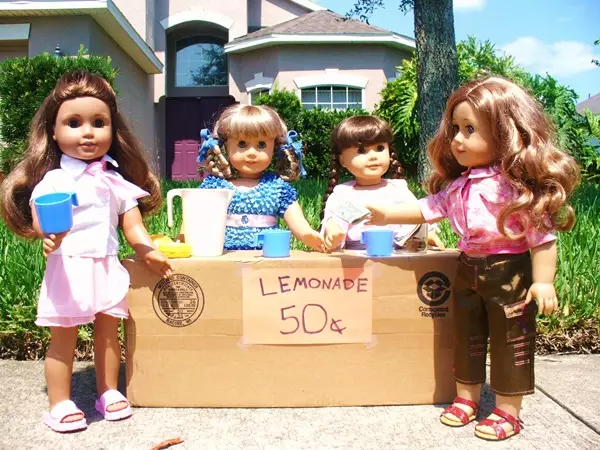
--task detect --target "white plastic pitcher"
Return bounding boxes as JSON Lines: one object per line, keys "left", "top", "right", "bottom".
{"left": 167, "top": 188, "right": 233, "bottom": 256}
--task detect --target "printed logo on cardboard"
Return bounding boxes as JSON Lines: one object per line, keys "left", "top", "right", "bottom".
{"left": 417, "top": 271, "right": 451, "bottom": 318}
{"left": 152, "top": 274, "right": 205, "bottom": 327}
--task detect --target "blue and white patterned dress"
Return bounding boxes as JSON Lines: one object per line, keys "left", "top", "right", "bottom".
{"left": 199, "top": 173, "right": 297, "bottom": 250}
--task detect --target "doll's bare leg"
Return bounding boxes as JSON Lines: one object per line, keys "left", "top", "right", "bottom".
{"left": 46, "top": 326, "right": 82, "bottom": 422}
{"left": 476, "top": 394, "right": 522, "bottom": 436}
{"left": 441, "top": 381, "right": 482, "bottom": 422}
{"left": 94, "top": 313, "right": 127, "bottom": 412}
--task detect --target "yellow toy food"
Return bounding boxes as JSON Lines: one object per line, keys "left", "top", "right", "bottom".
{"left": 151, "top": 234, "right": 192, "bottom": 258}
{"left": 151, "top": 234, "right": 173, "bottom": 246}
{"left": 158, "top": 242, "right": 192, "bottom": 258}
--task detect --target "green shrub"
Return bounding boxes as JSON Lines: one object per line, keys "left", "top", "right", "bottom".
{"left": 300, "top": 107, "right": 367, "bottom": 179}
{"left": 0, "top": 47, "right": 118, "bottom": 174}
{"left": 375, "top": 58, "right": 420, "bottom": 172}
{"left": 255, "top": 87, "right": 368, "bottom": 179}
{"left": 254, "top": 86, "right": 304, "bottom": 132}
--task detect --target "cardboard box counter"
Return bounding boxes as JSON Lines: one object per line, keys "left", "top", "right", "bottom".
{"left": 123, "top": 250, "right": 459, "bottom": 408}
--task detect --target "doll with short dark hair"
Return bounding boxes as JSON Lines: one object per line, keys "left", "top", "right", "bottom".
{"left": 321, "top": 115, "right": 443, "bottom": 252}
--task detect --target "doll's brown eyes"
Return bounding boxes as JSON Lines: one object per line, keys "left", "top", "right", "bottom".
{"left": 358, "top": 145, "right": 385, "bottom": 154}
{"left": 67, "top": 119, "right": 105, "bottom": 128}
{"left": 238, "top": 141, "right": 267, "bottom": 149}
{"left": 452, "top": 125, "right": 475, "bottom": 134}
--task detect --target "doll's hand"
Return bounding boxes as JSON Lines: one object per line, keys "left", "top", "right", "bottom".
{"left": 143, "top": 250, "right": 174, "bottom": 279}
{"left": 364, "top": 204, "right": 390, "bottom": 226}
{"left": 526, "top": 282, "right": 558, "bottom": 315}
{"left": 302, "top": 229, "right": 327, "bottom": 253}
{"left": 324, "top": 221, "right": 345, "bottom": 251}
{"left": 42, "top": 232, "right": 69, "bottom": 257}
{"left": 427, "top": 231, "right": 445, "bottom": 249}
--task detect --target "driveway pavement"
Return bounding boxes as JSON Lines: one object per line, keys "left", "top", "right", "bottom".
{"left": 1, "top": 355, "right": 599, "bottom": 449}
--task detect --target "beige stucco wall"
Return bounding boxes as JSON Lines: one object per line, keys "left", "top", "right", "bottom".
{"left": 113, "top": 0, "right": 147, "bottom": 43}
{"left": 248, "top": 0, "right": 310, "bottom": 28}
{"left": 0, "top": 15, "right": 158, "bottom": 171}
{"left": 0, "top": 15, "right": 91, "bottom": 56}
{"left": 0, "top": 43, "right": 27, "bottom": 60}
{"left": 88, "top": 20, "right": 158, "bottom": 172}
{"left": 229, "top": 44, "right": 411, "bottom": 110}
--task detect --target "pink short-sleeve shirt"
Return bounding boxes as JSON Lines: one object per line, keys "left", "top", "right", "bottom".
{"left": 418, "top": 165, "right": 556, "bottom": 254}
{"left": 30, "top": 154, "right": 149, "bottom": 257}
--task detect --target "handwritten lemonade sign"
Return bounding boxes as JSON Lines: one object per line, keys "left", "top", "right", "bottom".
{"left": 242, "top": 267, "right": 373, "bottom": 344}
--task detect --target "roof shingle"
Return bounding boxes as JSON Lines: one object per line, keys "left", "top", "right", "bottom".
{"left": 231, "top": 10, "right": 411, "bottom": 44}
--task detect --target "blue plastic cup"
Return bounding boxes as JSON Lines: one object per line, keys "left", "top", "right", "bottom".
{"left": 34, "top": 192, "right": 78, "bottom": 234}
{"left": 361, "top": 229, "right": 394, "bottom": 257}
{"left": 255, "top": 229, "right": 291, "bottom": 258}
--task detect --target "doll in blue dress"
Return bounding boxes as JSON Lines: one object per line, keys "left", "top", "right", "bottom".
{"left": 196, "top": 104, "right": 325, "bottom": 251}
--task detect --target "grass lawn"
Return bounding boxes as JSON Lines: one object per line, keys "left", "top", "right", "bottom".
{"left": 1, "top": 178, "right": 599, "bottom": 358}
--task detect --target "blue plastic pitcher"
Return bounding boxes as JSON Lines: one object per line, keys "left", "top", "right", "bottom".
{"left": 255, "top": 229, "right": 291, "bottom": 258}
{"left": 34, "top": 192, "right": 78, "bottom": 234}
{"left": 361, "top": 229, "right": 394, "bottom": 257}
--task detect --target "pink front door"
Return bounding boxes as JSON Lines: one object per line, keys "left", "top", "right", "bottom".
{"left": 172, "top": 140, "right": 200, "bottom": 181}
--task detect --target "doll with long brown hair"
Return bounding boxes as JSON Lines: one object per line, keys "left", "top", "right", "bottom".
{"left": 1, "top": 71, "right": 173, "bottom": 432}
{"left": 321, "top": 115, "right": 443, "bottom": 251}
{"left": 197, "top": 104, "right": 325, "bottom": 251}
{"left": 366, "top": 77, "right": 579, "bottom": 441}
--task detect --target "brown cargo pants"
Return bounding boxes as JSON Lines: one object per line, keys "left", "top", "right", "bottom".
{"left": 452, "top": 252, "right": 537, "bottom": 396}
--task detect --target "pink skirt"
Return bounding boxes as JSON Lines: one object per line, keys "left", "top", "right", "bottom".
{"left": 36, "top": 254, "right": 130, "bottom": 327}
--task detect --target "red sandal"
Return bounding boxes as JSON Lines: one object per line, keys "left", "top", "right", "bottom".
{"left": 440, "top": 396, "right": 479, "bottom": 427}
{"left": 474, "top": 407, "right": 522, "bottom": 441}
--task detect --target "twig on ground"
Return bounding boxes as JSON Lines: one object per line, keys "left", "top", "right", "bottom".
{"left": 151, "top": 437, "right": 183, "bottom": 450}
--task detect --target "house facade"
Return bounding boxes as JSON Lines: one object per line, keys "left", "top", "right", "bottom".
{"left": 0, "top": 0, "right": 415, "bottom": 180}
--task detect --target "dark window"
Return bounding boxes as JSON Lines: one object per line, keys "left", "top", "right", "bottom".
{"left": 175, "top": 37, "right": 228, "bottom": 87}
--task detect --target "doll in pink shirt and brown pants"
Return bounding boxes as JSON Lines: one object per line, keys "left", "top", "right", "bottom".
{"left": 366, "top": 77, "right": 579, "bottom": 442}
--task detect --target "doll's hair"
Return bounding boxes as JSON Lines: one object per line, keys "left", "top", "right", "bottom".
{"left": 1, "top": 71, "right": 161, "bottom": 238}
{"left": 205, "top": 104, "right": 300, "bottom": 180}
{"left": 427, "top": 76, "right": 579, "bottom": 234}
{"left": 321, "top": 115, "right": 403, "bottom": 220}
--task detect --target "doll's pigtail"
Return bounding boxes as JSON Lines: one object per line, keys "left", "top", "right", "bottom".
{"left": 388, "top": 146, "right": 405, "bottom": 179}
{"left": 198, "top": 128, "right": 233, "bottom": 180}
{"left": 320, "top": 151, "right": 341, "bottom": 221}
{"left": 207, "top": 144, "right": 233, "bottom": 179}
{"left": 276, "top": 147, "right": 300, "bottom": 182}
{"left": 276, "top": 130, "right": 305, "bottom": 182}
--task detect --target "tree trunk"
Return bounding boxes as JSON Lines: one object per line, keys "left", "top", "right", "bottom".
{"left": 414, "top": 0, "right": 458, "bottom": 183}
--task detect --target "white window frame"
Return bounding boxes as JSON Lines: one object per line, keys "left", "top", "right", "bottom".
{"left": 249, "top": 88, "right": 271, "bottom": 105}
{"left": 294, "top": 69, "right": 367, "bottom": 110}
{"left": 300, "top": 86, "right": 364, "bottom": 110}
{"left": 245, "top": 72, "right": 274, "bottom": 105}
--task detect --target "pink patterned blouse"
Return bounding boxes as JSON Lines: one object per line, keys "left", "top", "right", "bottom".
{"left": 418, "top": 165, "right": 556, "bottom": 255}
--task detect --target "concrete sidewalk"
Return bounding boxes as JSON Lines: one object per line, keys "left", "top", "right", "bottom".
{"left": 1, "top": 355, "right": 599, "bottom": 449}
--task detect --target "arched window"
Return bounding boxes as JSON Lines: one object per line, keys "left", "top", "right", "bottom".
{"left": 175, "top": 37, "right": 228, "bottom": 87}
